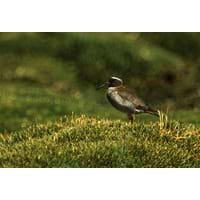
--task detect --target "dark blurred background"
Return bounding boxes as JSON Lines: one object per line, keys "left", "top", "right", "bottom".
{"left": 0, "top": 33, "right": 199, "bottom": 132}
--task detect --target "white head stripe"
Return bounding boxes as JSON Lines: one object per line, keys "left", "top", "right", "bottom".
{"left": 111, "top": 77, "right": 123, "bottom": 82}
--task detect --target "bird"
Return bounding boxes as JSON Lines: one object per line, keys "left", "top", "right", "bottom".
{"left": 97, "top": 76, "right": 159, "bottom": 122}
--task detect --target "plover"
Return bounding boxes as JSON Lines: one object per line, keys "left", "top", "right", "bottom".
{"left": 97, "top": 76, "right": 159, "bottom": 122}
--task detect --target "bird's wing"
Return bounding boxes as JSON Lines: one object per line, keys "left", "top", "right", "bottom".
{"left": 116, "top": 87, "right": 148, "bottom": 110}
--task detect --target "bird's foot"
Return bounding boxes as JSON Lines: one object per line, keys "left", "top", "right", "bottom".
{"left": 127, "top": 114, "right": 134, "bottom": 124}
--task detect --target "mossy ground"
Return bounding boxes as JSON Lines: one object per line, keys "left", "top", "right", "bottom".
{"left": 1, "top": 115, "right": 200, "bottom": 168}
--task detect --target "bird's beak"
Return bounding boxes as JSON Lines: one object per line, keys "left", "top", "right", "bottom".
{"left": 96, "top": 82, "right": 108, "bottom": 90}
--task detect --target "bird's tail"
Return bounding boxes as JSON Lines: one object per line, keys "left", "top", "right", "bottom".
{"left": 145, "top": 107, "right": 160, "bottom": 117}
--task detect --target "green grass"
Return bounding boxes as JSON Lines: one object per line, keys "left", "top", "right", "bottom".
{"left": 0, "top": 33, "right": 199, "bottom": 167}
{"left": 0, "top": 82, "right": 199, "bottom": 133}
{"left": 0, "top": 115, "right": 200, "bottom": 168}
{"left": 0, "top": 82, "right": 123, "bottom": 132}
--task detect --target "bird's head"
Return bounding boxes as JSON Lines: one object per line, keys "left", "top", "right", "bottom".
{"left": 97, "top": 76, "right": 123, "bottom": 90}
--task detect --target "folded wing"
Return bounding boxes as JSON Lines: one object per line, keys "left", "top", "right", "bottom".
{"left": 116, "top": 87, "right": 149, "bottom": 111}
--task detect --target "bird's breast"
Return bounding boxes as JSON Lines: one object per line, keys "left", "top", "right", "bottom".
{"left": 106, "top": 87, "right": 135, "bottom": 113}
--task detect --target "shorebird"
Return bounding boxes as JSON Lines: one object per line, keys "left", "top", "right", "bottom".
{"left": 97, "top": 76, "right": 159, "bottom": 122}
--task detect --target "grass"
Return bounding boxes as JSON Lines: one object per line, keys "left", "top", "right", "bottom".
{"left": 0, "top": 81, "right": 124, "bottom": 132}
{"left": 0, "top": 81, "right": 199, "bottom": 133}
{"left": 0, "top": 33, "right": 199, "bottom": 167}
{"left": 0, "top": 115, "right": 200, "bottom": 168}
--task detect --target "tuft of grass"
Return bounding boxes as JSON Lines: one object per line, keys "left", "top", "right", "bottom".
{"left": 158, "top": 111, "right": 170, "bottom": 133}
{"left": 0, "top": 115, "right": 200, "bottom": 168}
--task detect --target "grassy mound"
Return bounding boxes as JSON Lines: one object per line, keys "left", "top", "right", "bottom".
{"left": 1, "top": 115, "right": 200, "bottom": 168}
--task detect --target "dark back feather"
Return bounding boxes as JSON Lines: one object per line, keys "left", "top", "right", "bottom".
{"left": 116, "top": 86, "right": 149, "bottom": 110}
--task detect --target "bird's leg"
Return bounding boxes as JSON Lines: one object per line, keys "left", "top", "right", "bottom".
{"left": 127, "top": 113, "right": 134, "bottom": 123}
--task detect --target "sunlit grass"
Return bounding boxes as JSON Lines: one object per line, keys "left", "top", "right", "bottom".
{"left": 0, "top": 115, "right": 199, "bottom": 167}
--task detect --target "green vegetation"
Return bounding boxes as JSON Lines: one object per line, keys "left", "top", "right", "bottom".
{"left": 0, "top": 33, "right": 199, "bottom": 167}
{"left": 0, "top": 115, "right": 200, "bottom": 167}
